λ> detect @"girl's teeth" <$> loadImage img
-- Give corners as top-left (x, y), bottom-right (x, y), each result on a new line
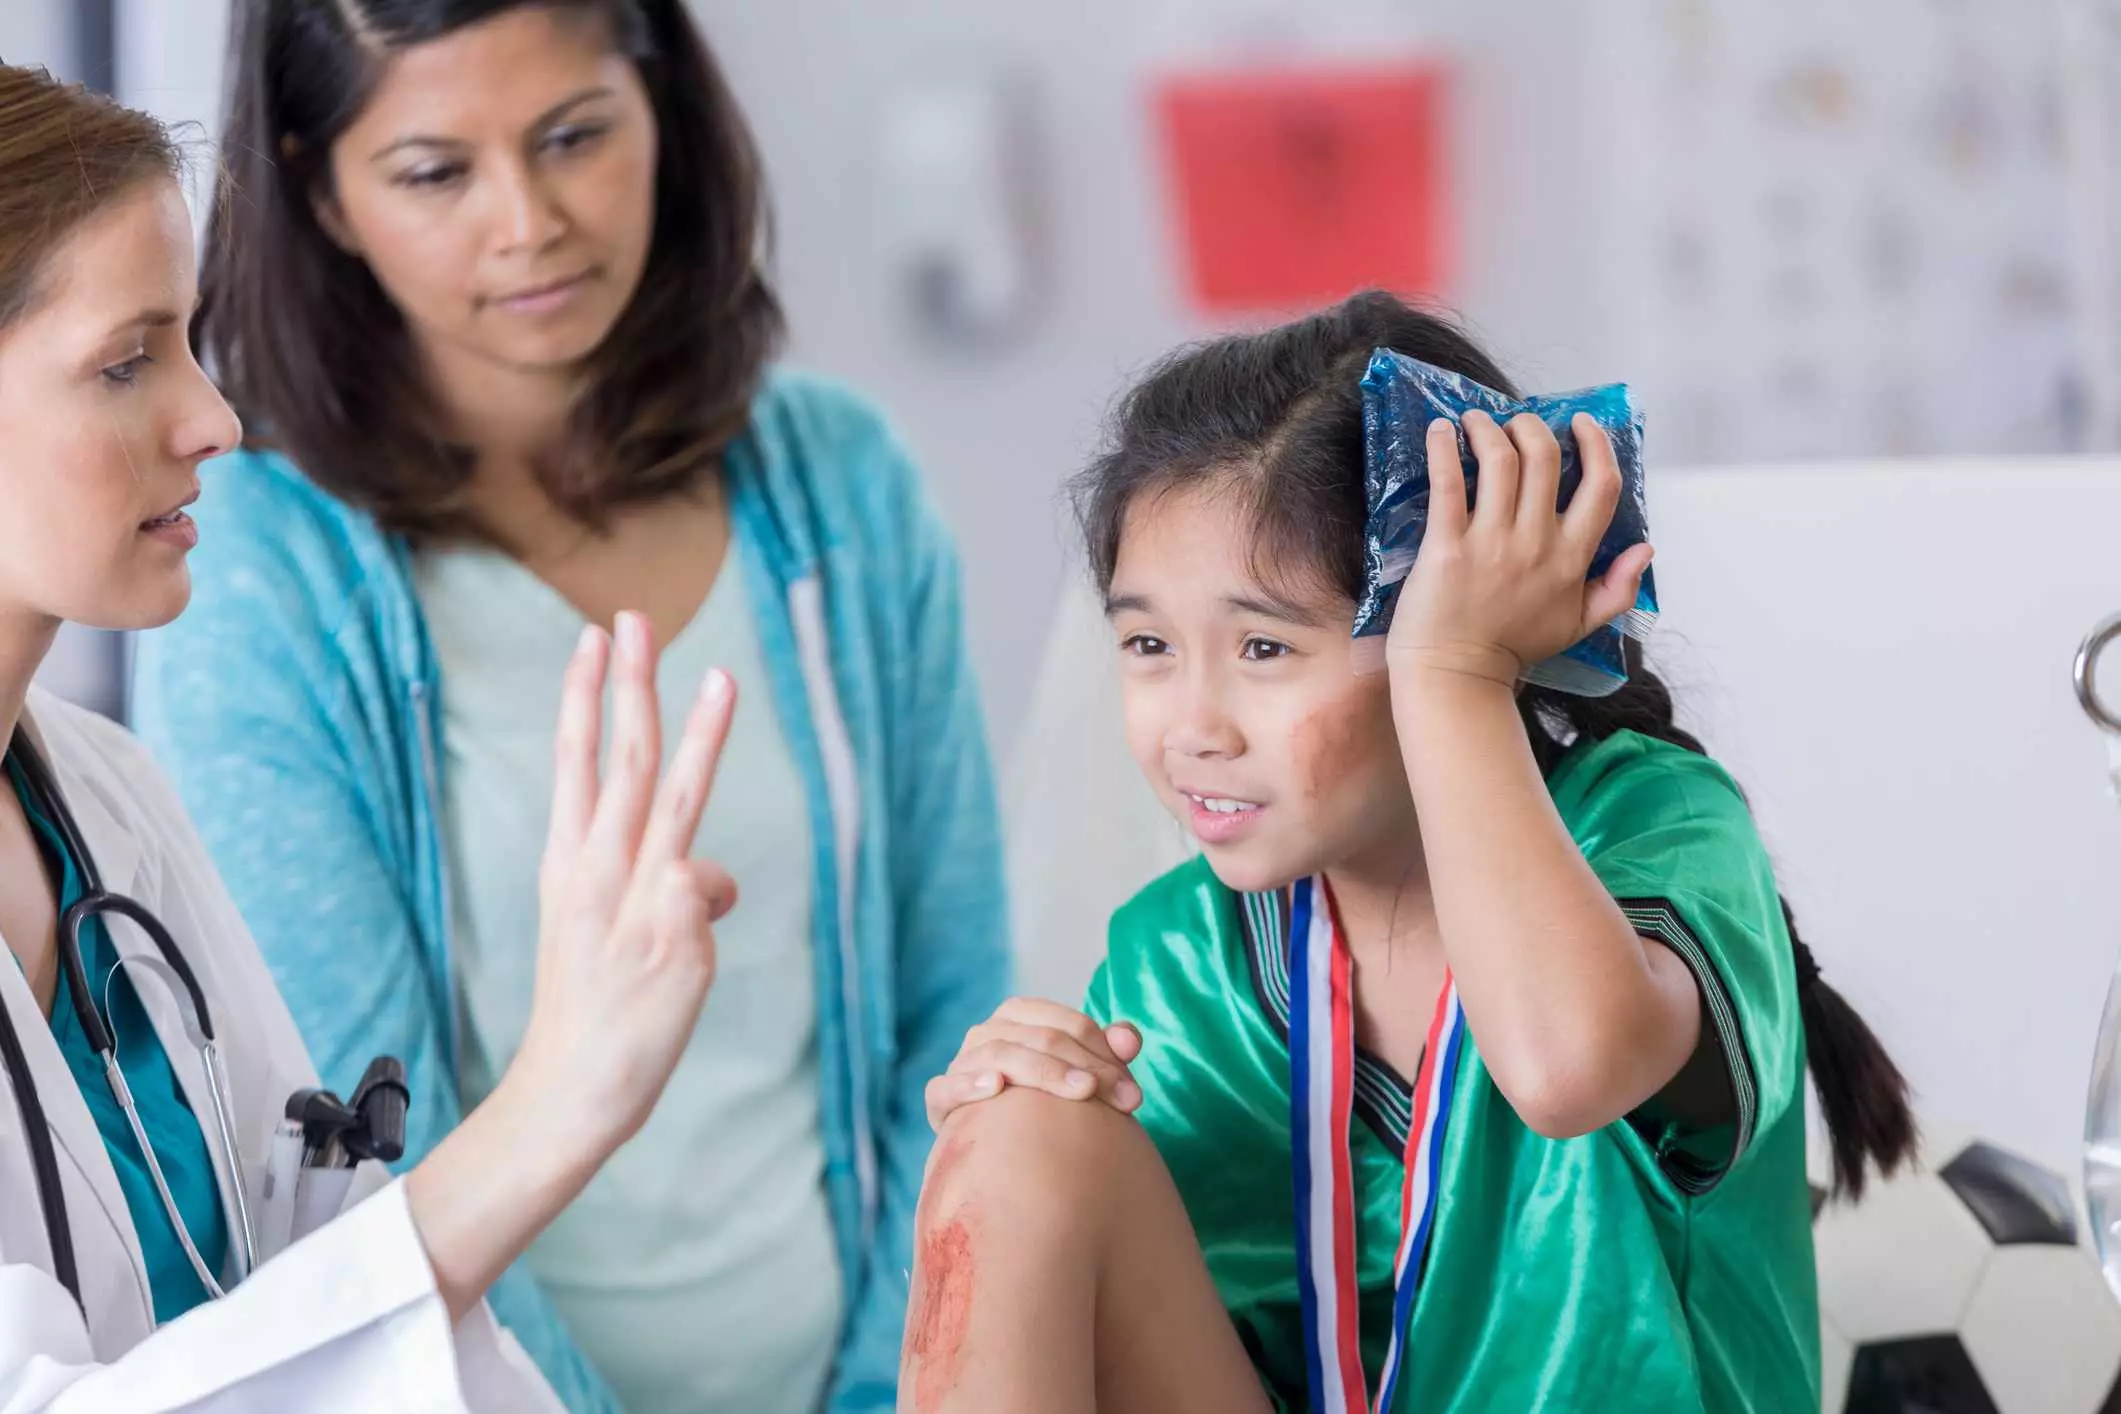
top-left (1193, 796), bottom-right (1256, 815)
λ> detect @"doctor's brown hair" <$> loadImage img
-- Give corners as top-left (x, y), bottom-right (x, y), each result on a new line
top-left (0, 66), bottom-right (180, 335)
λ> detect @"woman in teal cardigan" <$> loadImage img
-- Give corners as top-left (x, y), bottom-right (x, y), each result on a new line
top-left (130, 2), bottom-right (1007, 1410)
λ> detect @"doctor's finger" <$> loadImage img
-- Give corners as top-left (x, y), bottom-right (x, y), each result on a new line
top-left (636, 668), bottom-right (736, 868)
top-left (544, 625), bottom-right (609, 873)
top-left (646, 859), bottom-right (735, 978)
top-left (667, 855), bottom-right (739, 927)
top-left (582, 612), bottom-right (664, 896)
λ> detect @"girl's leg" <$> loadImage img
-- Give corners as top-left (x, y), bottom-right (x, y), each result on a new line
top-left (901, 1088), bottom-right (1274, 1414)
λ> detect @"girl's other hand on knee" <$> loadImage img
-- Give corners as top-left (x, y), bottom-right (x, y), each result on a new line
top-left (925, 997), bottom-right (1144, 1130)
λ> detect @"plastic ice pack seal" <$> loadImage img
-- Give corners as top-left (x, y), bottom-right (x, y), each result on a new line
top-left (1350, 348), bottom-right (1657, 696)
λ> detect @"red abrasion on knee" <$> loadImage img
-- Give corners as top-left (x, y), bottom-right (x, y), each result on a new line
top-left (908, 1217), bottom-right (977, 1414)
top-left (923, 1129), bottom-right (974, 1196)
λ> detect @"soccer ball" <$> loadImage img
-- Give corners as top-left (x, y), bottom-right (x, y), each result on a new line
top-left (1815, 1137), bottom-right (2121, 1412)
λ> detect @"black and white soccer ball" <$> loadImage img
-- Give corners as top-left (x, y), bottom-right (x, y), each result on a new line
top-left (1815, 1137), bottom-right (2121, 1412)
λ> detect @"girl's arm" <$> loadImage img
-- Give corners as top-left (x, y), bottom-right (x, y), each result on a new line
top-left (1387, 410), bottom-right (1699, 1139)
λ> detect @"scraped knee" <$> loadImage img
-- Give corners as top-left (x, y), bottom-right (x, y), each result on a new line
top-left (918, 1088), bottom-right (1160, 1237)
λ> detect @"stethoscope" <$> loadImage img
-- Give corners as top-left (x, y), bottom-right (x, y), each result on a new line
top-left (0, 732), bottom-right (257, 1308)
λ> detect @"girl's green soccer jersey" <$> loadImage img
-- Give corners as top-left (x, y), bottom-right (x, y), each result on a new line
top-left (1086, 730), bottom-right (1817, 1413)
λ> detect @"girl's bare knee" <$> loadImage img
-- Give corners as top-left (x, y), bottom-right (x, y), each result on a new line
top-left (919, 1089), bottom-right (1156, 1232)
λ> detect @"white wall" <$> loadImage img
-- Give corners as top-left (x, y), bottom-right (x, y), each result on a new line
top-left (1656, 460), bottom-right (2121, 1178)
top-left (1597, 0), bottom-right (2101, 465)
top-left (114, 0), bottom-right (225, 211)
top-left (0, 1), bottom-right (70, 74)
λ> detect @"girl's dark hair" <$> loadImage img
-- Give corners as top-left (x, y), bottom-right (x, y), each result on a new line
top-left (1074, 289), bottom-right (1916, 1199)
top-left (196, 0), bottom-right (782, 538)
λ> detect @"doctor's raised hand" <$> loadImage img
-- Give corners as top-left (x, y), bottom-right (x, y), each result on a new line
top-left (408, 613), bottom-right (738, 1322)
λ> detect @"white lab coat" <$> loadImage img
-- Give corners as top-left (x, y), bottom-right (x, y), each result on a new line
top-left (0, 689), bottom-right (563, 1413)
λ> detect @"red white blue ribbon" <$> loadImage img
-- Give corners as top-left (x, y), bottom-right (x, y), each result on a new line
top-left (1289, 874), bottom-right (1467, 1414)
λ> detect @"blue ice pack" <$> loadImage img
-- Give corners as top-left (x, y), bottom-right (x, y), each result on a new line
top-left (1351, 349), bottom-right (1657, 696)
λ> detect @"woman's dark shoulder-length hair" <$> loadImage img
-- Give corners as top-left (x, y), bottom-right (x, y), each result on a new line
top-left (195, 0), bottom-right (783, 538)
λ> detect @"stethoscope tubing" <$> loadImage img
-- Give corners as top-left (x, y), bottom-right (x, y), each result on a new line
top-left (3, 732), bottom-right (256, 1307)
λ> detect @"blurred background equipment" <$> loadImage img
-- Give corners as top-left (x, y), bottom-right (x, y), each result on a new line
top-left (873, 69), bottom-right (1041, 347)
top-left (1153, 59), bottom-right (1449, 314)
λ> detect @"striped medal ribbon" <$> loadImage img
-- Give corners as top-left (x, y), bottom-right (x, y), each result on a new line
top-left (1289, 873), bottom-right (1468, 1414)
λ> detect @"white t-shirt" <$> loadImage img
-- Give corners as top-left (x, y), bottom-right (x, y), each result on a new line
top-left (415, 544), bottom-right (840, 1414)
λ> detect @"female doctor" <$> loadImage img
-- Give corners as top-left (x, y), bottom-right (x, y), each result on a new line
top-left (0, 64), bottom-right (741, 1411)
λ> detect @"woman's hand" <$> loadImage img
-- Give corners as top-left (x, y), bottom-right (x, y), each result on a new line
top-left (408, 610), bottom-right (737, 1319)
top-left (925, 997), bottom-right (1143, 1131)
top-left (1385, 409), bottom-right (1652, 688)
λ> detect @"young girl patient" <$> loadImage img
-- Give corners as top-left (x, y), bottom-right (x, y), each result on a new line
top-left (903, 292), bottom-right (1915, 1414)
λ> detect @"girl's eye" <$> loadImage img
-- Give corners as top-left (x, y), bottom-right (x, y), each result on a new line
top-left (100, 354), bottom-right (152, 388)
top-left (1241, 637), bottom-right (1293, 662)
top-left (396, 162), bottom-right (467, 190)
top-left (1121, 634), bottom-right (1170, 658)
top-left (543, 123), bottom-right (607, 155)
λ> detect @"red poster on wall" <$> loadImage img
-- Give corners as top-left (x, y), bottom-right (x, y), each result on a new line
top-left (1152, 61), bottom-right (1450, 316)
